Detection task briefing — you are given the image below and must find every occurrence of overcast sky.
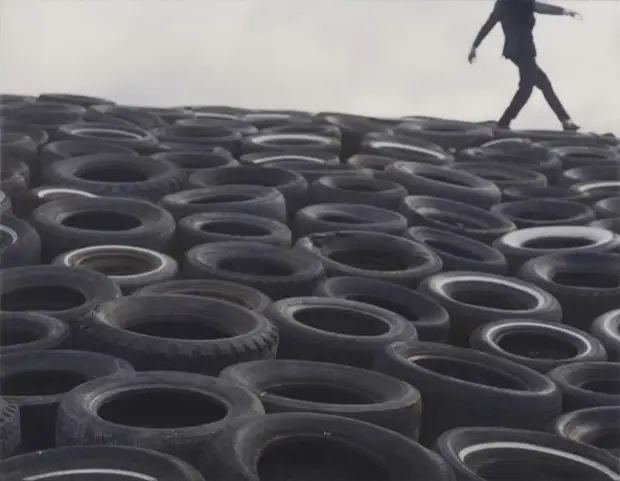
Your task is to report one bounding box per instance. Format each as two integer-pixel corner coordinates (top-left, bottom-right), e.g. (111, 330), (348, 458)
(1, 0), (618, 134)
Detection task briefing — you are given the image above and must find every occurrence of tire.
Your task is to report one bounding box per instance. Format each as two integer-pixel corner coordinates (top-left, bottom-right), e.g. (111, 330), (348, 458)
(0, 445), (206, 481)
(518, 253), (620, 331)
(345, 153), (408, 173)
(184, 241), (324, 300)
(86, 104), (165, 131)
(2, 102), (86, 140)
(177, 116), (258, 136)
(405, 226), (508, 275)
(491, 199), (596, 228)
(550, 406), (620, 458)
(21, 186), (98, 216)
(547, 361), (620, 412)
(0, 350), (134, 453)
(0, 190), (11, 216)
(396, 118), (494, 151)
(561, 165), (619, 186)
(570, 181), (620, 204)
(1, 125), (48, 152)
(399, 196), (517, 244)
(199, 412), (452, 481)
(134, 278), (272, 312)
(294, 203), (408, 237)
(590, 218), (620, 235)
(296, 230), (442, 288)
(435, 426), (620, 481)
(594, 196), (620, 218)
(152, 125), (242, 156)
(0, 215), (41, 268)
(317, 112), (391, 159)
(161, 186), (286, 223)
(41, 139), (138, 164)
(266, 160), (374, 184)
(315, 276), (450, 342)
(242, 110), (313, 130)
(502, 185), (588, 202)
(0, 312), (70, 355)
(56, 370), (264, 466)
(382, 161), (501, 208)
(30, 196), (176, 259)
(52, 245), (178, 295)
(38, 93), (114, 107)
(178, 212), (292, 250)
(241, 132), (341, 155)
(0, 265), (121, 330)
(361, 132), (454, 166)
(493, 226), (620, 274)
(0, 165), (28, 215)
(42, 153), (184, 201)
(57, 122), (158, 154)
(591, 309), (620, 361)
(151, 150), (238, 174)
(220, 359), (422, 439)
(550, 145), (620, 170)
(187, 165), (308, 214)
(240, 150), (339, 166)
(418, 271), (561, 346)
(309, 174), (407, 210)
(374, 342), (561, 445)
(0, 398), (20, 460)
(470, 319), (607, 373)
(450, 161), (548, 190)
(265, 297), (417, 369)
(263, 122), (341, 139)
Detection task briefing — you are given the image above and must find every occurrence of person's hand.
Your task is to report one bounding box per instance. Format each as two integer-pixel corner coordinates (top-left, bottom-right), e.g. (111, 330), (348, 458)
(468, 48), (477, 64)
(564, 9), (582, 20)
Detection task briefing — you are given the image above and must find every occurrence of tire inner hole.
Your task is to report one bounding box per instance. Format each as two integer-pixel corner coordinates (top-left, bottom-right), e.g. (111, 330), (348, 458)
(61, 211), (141, 231)
(199, 221), (272, 237)
(512, 210), (571, 221)
(218, 257), (295, 276)
(257, 436), (390, 481)
(97, 388), (227, 428)
(424, 239), (487, 261)
(328, 248), (413, 271)
(0, 326), (39, 346)
(0, 370), (88, 396)
(292, 307), (390, 336)
(0, 286), (86, 312)
(411, 356), (527, 390)
(496, 331), (579, 360)
(126, 315), (232, 340)
(74, 252), (160, 276)
(188, 194), (254, 204)
(580, 379), (620, 395)
(266, 382), (376, 404)
(76, 166), (149, 183)
(521, 236), (593, 249)
(319, 213), (367, 224)
(590, 430), (620, 452)
(552, 272), (620, 289)
(335, 182), (385, 193)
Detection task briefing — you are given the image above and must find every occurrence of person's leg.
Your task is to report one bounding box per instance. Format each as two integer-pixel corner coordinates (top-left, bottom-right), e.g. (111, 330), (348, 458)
(498, 55), (536, 128)
(532, 62), (579, 130)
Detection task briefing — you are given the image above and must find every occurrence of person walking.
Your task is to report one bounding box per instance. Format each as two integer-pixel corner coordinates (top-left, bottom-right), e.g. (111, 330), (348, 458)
(468, 0), (582, 131)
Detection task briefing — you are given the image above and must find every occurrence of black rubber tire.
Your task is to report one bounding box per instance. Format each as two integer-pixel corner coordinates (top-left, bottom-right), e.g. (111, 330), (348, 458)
(316, 112), (391, 159)
(345, 153), (407, 173)
(315, 276), (450, 342)
(0, 164), (28, 215)
(21, 186), (99, 217)
(594, 196), (620, 218)
(382, 162), (501, 208)
(77, 294), (278, 375)
(242, 110), (313, 130)
(152, 125), (242, 156)
(374, 341), (561, 445)
(240, 150), (339, 166)
(0, 125), (48, 152)
(57, 122), (158, 154)
(177, 116), (258, 136)
(200, 412), (452, 481)
(86, 104), (165, 131)
(0, 265), (121, 331)
(470, 319), (607, 373)
(265, 296), (417, 369)
(550, 145), (620, 170)
(294, 203), (408, 237)
(396, 118), (494, 151)
(0, 215), (41, 268)
(491, 199), (596, 228)
(549, 406), (620, 458)
(570, 181), (620, 205)
(0, 190), (11, 216)
(450, 160), (548, 190)
(241, 132), (341, 155)
(590, 217), (620, 235)
(418, 271), (562, 346)
(502, 185), (588, 202)
(309, 174), (407, 210)
(405, 226), (508, 275)
(178, 212), (292, 250)
(296, 230), (442, 288)
(0, 445), (206, 481)
(263, 122), (341, 139)
(0, 398), (20, 460)
(52, 245), (178, 295)
(435, 426), (620, 481)
(399, 196), (517, 244)
(40, 139), (138, 164)
(2, 102), (86, 140)
(38, 93), (114, 107)
(151, 150), (238, 173)
(360, 132), (454, 166)
(590, 309), (620, 361)
(55, 370), (264, 466)
(42, 153), (184, 201)
(265, 160), (374, 184)
(186, 165), (308, 214)
(184, 241), (324, 300)
(493, 226), (620, 274)
(0, 312), (70, 355)
(547, 361), (620, 412)
(220, 359), (422, 439)
(160, 186), (287, 223)
(30, 196), (176, 260)
(518, 252), (620, 331)
(561, 165), (619, 187)
(134, 278), (272, 312)
(0, 350), (134, 453)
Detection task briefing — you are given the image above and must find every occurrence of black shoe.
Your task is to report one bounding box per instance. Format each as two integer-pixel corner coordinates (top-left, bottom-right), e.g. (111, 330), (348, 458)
(562, 119), (580, 131)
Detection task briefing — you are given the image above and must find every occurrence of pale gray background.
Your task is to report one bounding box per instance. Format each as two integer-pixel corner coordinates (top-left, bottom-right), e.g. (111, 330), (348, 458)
(1, 0), (618, 133)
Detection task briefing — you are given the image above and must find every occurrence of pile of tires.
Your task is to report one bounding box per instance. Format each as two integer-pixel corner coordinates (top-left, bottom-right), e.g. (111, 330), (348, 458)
(1, 94), (620, 480)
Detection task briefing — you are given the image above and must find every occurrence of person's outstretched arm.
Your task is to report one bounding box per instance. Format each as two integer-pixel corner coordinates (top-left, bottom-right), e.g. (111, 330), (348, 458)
(468, 1), (502, 63)
(534, 1), (581, 18)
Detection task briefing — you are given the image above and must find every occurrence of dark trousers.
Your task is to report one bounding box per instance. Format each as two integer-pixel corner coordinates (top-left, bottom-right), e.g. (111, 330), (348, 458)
(499, 54), (570, 125)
